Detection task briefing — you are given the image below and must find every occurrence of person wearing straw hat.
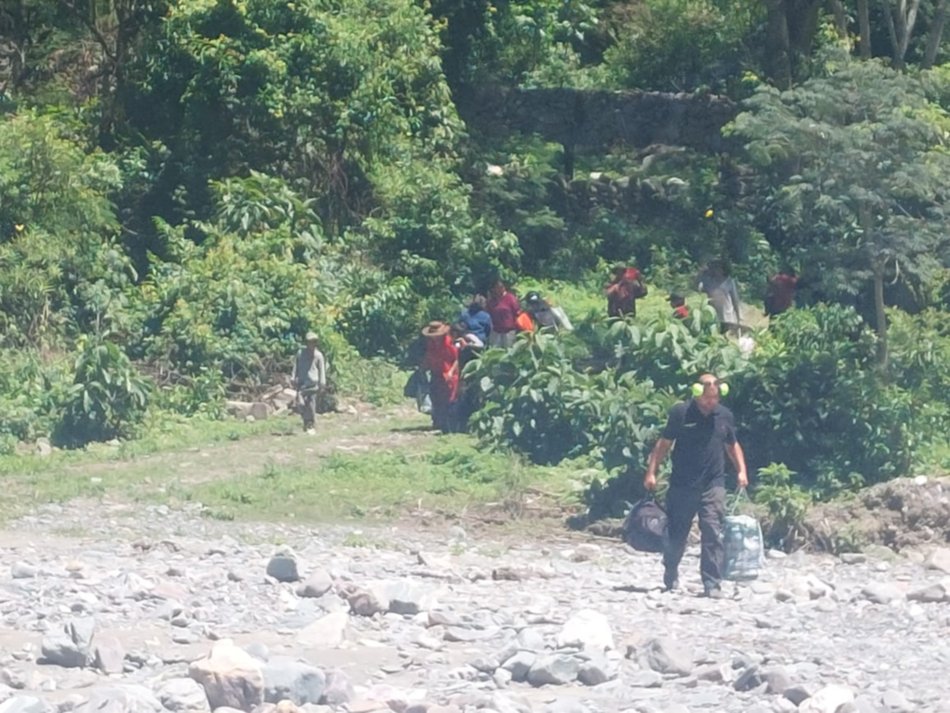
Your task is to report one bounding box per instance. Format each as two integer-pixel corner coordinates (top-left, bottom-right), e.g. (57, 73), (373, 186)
(292, 331), (327, 434)
(421, 320), (459, 432)
(643, 373), (748, 598)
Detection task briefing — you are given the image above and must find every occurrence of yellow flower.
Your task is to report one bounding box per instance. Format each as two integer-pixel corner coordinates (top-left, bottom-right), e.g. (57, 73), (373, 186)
(704, 209), (714, 219)
(14, 223), (24, 232)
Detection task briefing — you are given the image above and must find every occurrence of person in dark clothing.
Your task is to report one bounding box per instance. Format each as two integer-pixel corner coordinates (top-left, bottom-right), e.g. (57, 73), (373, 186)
(643, 373), (748, 598)
(459, 294), (492, 345)
(670, 293), (689, 319)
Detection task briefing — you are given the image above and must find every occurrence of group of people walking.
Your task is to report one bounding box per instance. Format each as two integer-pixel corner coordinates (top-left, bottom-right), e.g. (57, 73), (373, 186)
(288, 260), (802, 599)
(413, 279), (573, 433)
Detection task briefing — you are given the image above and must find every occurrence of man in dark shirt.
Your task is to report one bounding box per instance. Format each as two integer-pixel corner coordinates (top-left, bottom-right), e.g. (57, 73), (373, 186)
(643, 374), (748, 598)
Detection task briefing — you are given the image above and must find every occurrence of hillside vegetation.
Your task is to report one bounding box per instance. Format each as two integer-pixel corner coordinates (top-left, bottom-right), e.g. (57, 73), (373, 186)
(1, 0), (949, 533)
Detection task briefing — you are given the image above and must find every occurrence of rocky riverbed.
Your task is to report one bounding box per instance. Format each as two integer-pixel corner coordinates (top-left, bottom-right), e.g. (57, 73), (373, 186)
(1, 497), (949, 713)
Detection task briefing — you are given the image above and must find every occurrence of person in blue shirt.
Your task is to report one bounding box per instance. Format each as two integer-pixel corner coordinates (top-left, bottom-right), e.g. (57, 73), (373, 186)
(459, 294), (492, 345)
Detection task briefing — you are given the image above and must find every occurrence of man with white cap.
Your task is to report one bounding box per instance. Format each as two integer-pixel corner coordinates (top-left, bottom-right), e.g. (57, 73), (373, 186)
(292, 331), (327, 434)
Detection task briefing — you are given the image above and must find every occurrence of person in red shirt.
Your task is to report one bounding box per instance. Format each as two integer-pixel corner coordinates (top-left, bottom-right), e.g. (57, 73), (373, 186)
(421, 321), (459, 432)
(486, 279), (521, 348)
(765, 270), (799, 317)
(605, 265), (647, 318)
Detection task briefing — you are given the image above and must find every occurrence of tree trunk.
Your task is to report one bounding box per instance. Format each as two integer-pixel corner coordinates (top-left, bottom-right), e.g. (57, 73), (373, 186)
(923, 0), (948, 68)
(829, 0), (849, 39)
(873, 261), (888, 369)
(858, 0), (872, 58)
(765, 0), (792, 88)
(880, 0), (922, 69)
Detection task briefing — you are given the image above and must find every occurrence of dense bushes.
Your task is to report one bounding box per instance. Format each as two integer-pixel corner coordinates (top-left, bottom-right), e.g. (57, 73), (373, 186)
(730, 305), (917, 496)
(468, 302), (943, 512)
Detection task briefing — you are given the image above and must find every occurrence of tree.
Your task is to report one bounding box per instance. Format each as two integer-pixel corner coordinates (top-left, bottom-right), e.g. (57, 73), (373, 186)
(729, 55), (950, 367)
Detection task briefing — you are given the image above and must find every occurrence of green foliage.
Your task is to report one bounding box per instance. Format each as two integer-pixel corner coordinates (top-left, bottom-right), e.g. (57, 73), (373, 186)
(0, 349), (72, 445)
(596, 308), (745, 391)
(57, 336), (152, 446)
(753, 462), (811, 550)
(134, 0), (462, 232)
(0, 111), (131, 346)
(730, 55), (950, 315)
(133, 219), (323, 380)
(886, 307), (950, 450)
(469, 332), (603, 464)
(731, 304), (916, 496)
(603, 0), (760, 92)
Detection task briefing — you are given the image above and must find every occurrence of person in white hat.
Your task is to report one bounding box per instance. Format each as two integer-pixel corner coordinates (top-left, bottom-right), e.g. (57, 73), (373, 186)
(292, 331), (327, 434)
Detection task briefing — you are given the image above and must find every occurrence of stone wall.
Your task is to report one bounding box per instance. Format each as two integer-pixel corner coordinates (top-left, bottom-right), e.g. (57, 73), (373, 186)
(456, 86), (738, 152)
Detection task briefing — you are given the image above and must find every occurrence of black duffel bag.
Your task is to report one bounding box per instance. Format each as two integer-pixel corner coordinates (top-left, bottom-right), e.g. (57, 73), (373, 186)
(622, 496), (668, 553)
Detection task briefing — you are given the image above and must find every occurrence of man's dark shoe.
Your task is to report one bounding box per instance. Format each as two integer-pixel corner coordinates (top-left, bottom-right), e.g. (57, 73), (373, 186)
(704, 585), (726, 600)
(663, 569), (679, 591)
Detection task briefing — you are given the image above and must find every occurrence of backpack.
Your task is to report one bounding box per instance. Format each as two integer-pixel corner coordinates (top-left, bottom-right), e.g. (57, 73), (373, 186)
(622, 496), (668, 553)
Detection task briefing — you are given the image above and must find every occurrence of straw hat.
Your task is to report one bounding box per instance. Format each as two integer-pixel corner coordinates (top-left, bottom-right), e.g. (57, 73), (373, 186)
(421, 321), (449, 338)
(304, 331), (319, 342)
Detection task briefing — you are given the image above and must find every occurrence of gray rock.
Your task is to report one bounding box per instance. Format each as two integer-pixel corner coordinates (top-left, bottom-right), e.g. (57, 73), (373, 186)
(188, 640), (264, 711)
(627, 670), (663, 688)
(577, 654), (616, 686)
(295, 570), (333, 599)
(319, 669), (353, 706)
(501, 652), (536, 683)
(157, 678), (211, 713)
(761, 666), (792, 695)
(383, 580), (437, 615)
(907, 582), (949, 603)
(860, 583), (904, 604)
(261, 658), (325, 704)
(526, 655), (580, 687)
(10, 563), (37, 579)
(41, 618), (96, 668)
(925, 547), (950, 575)
(92, 636), (126, 675)
(347, 587), (388, 617)
(0, 697), (50, 713)
(734, 666), (764, 692)
(639, 638), (693, 677)
(881, 690), (913, 712)
(266, 554), (300, 583)
(784, 684), (814, 706)
(76, 685), (163, 713)
(556, 610), (613, 652)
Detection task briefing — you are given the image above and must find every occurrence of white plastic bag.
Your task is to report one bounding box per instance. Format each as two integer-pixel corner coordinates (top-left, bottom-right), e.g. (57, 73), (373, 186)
(723, 491), (764, 581)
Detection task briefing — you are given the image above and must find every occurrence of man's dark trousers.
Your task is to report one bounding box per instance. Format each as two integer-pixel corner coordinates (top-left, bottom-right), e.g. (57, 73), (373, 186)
(663, 484), (726, 589)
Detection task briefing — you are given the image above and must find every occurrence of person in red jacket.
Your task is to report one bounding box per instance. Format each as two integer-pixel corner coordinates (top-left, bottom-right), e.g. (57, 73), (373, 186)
(765, 270), (799, 317)
(486, 279), (521, 348)
(421, 321), (459, 432)
(605, 265), (647, 318)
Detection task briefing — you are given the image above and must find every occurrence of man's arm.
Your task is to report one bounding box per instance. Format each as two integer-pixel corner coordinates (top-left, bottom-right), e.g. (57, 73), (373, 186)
(726, 441), (748, 489)
(291, 353), (299, 388)
(644, 437), (673, 491)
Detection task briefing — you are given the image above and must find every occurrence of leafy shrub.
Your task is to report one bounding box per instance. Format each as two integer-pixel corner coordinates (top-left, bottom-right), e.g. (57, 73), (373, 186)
(593, 306), (746, 391)
(753, 462), (811, 550)
(132, 221), (323, 381)
(603, 0), (757, 92)
(0, 349), (73, 443)
(468, 332), (602, 464)
(886, 308), (950, 454)
(56, 337), (152, 446)
(731, 304), (916, 497)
